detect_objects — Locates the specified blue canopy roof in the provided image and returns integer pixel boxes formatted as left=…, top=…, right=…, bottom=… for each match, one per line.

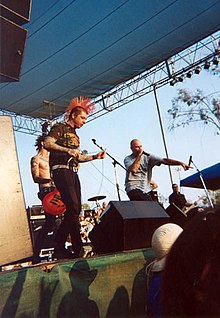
left=0, top=0, right=220, bottom=119
left=180, top=163, right=220, bottom=191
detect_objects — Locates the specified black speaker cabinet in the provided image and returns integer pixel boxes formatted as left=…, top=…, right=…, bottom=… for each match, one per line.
left=29, top=219, right=46, bottom=246
left=27, top=205, right=45, bottom=218
left=0, top=0, right=32, bottom=25
left=29, top=217, right=62, bottom=248
left=0, top=16, right=27, bottom=82
left=89, top=201, right=170, bottom=254
left=27, top=205, right=62, bottom=248
left=165, top=204, right=187, bottom=227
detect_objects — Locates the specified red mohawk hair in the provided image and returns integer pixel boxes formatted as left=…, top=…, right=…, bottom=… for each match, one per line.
left=64, top=96, right=95, bottom=120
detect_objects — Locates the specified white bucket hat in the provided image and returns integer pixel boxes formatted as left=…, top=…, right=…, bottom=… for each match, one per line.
left=151, top=223, right=183, bottom=271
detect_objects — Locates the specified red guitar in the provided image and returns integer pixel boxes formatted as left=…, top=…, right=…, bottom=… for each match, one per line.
left=42, top=188, right=66, bottom=215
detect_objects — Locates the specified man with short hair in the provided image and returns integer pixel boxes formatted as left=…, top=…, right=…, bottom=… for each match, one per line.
left=169, top=183, right=190, bottom=211
left=124, top=139, right=190, bottom=201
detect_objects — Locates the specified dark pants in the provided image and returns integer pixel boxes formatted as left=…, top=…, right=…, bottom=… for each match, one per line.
left=52, top=168, right=82, bottom=257
left=34, top=187, right=57, bottom=255
left=127, top=189, right=153, bottom=201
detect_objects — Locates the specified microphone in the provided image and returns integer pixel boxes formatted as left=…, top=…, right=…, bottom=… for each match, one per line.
left=143, top=151, right=150, bottom=156
left=92, top=138, right=96, bottom=144
left=188, top=155, right=192, bottom=166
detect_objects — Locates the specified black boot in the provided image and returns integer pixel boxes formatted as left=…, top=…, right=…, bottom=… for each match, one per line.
left=32, top=251, right=41, bottom=264
left=53, top=246, right=75, bottom=260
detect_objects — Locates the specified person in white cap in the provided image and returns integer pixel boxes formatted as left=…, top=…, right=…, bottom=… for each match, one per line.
left=145, top=223, right=183, bottom=317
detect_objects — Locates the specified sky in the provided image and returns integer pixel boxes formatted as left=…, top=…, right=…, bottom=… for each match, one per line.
left=14, top=68, right=219, bottom=211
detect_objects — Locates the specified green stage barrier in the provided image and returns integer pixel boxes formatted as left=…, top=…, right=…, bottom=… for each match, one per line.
left=0, top=248, right=154, bottom=318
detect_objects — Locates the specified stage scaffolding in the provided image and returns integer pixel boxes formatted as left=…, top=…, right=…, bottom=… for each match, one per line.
left=0, top=31, right=219, bottom=135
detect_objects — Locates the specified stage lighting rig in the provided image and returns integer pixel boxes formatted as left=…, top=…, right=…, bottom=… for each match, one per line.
left=213, top=56, right=219, bottom=65
left=195, top=66, right=202, bottom=74
left=186, top=71, right=193, bottom=78
left=170, top=78, right=177, bottom=86
left=178, top=75, right=185, bottom=82
left=204, top=61, right=211, bottom=69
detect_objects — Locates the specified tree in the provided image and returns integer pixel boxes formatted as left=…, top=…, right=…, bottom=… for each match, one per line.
left=213, top=190, right=220, bottom=205
left=81, top=203, right=91, bottom=211
left=202, top=190, right=220, bottom=206
left=168, top=88, right=220, bottom=134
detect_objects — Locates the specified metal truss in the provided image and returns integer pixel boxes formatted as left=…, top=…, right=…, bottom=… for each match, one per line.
left=90, top=31, right=220, bottom=123
left=1, top=31, right=219, bottom=135
left=0, top=110, right=46, bottom=135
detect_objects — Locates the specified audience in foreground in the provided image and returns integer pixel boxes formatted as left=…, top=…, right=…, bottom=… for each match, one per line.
left=161, top=205, right=220, bottom=317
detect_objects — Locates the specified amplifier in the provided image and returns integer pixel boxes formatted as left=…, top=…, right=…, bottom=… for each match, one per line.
left=27, top=205, right=45, bottom=218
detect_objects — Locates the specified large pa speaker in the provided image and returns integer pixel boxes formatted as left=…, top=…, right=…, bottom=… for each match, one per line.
left=0, top=16, right=27, bottom=82
left=89, top=201, right=170, bottom=254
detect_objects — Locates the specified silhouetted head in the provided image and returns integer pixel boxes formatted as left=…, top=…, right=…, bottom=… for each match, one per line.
left=161, top=205, right=220, bottom=317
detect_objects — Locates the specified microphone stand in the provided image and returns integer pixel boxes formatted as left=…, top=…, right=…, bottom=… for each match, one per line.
left=92, top=139, right=127, bottom=201
left=191, top=159, right=214, bottom=208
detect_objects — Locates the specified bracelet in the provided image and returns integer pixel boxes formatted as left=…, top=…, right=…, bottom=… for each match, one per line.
left=92, top=154, right=97, bottom=160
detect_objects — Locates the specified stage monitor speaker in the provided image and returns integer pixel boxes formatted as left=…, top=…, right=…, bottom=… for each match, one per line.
left=89, top=201, right=170, bottom=254
left=0, top=0, right=32, bottom=25
left=165, top=204, right=187, bottom=227
left=0, top=16, right=27, bottom=82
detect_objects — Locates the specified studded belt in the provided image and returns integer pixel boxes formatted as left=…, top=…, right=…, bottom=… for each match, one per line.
left=51, top=165, right=78, bottom=172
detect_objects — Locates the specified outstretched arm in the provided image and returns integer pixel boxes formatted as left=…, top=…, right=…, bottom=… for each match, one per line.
left=162, top=158, right=191, bottom=171
left=78, top=150, right=106, bottom=163
left=44, top=136, right=106, bottom=162
left=44, top=136, right=80, bottom=157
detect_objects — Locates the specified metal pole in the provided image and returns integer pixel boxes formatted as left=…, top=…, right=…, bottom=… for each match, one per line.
left=191, top=159, right=214, bottom=208
left=113, top=161, right=121, bottom=201
left=153, top=86, right=173, bottom=185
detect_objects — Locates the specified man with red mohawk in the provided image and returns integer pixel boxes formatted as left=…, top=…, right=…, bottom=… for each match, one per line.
left=44, top=97, right=106, bottom=260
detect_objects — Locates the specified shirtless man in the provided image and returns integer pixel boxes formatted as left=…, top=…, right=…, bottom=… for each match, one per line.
left=30, top=135, right=57, bottom=263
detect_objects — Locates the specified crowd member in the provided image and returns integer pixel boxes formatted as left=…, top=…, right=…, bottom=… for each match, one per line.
left=44, top=97, right=106, bottom=259
left=149, top=179, right=159, bottom=202
left=161, top=206, right=220, bottom=317
left=145, top=223, right=183, bottom=317
left=30, top=135, right=57, bottom=263
left=97, top=201, right=107, bottom=220
left=124, top=139, right=191, bottom=201
left=150, top=180, right=158, bottom=190
left=168, top=183, right=191, bottom=211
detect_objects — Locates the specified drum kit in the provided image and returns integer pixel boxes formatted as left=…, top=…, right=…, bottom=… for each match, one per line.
left=80, top=195, right=106, bottom=243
